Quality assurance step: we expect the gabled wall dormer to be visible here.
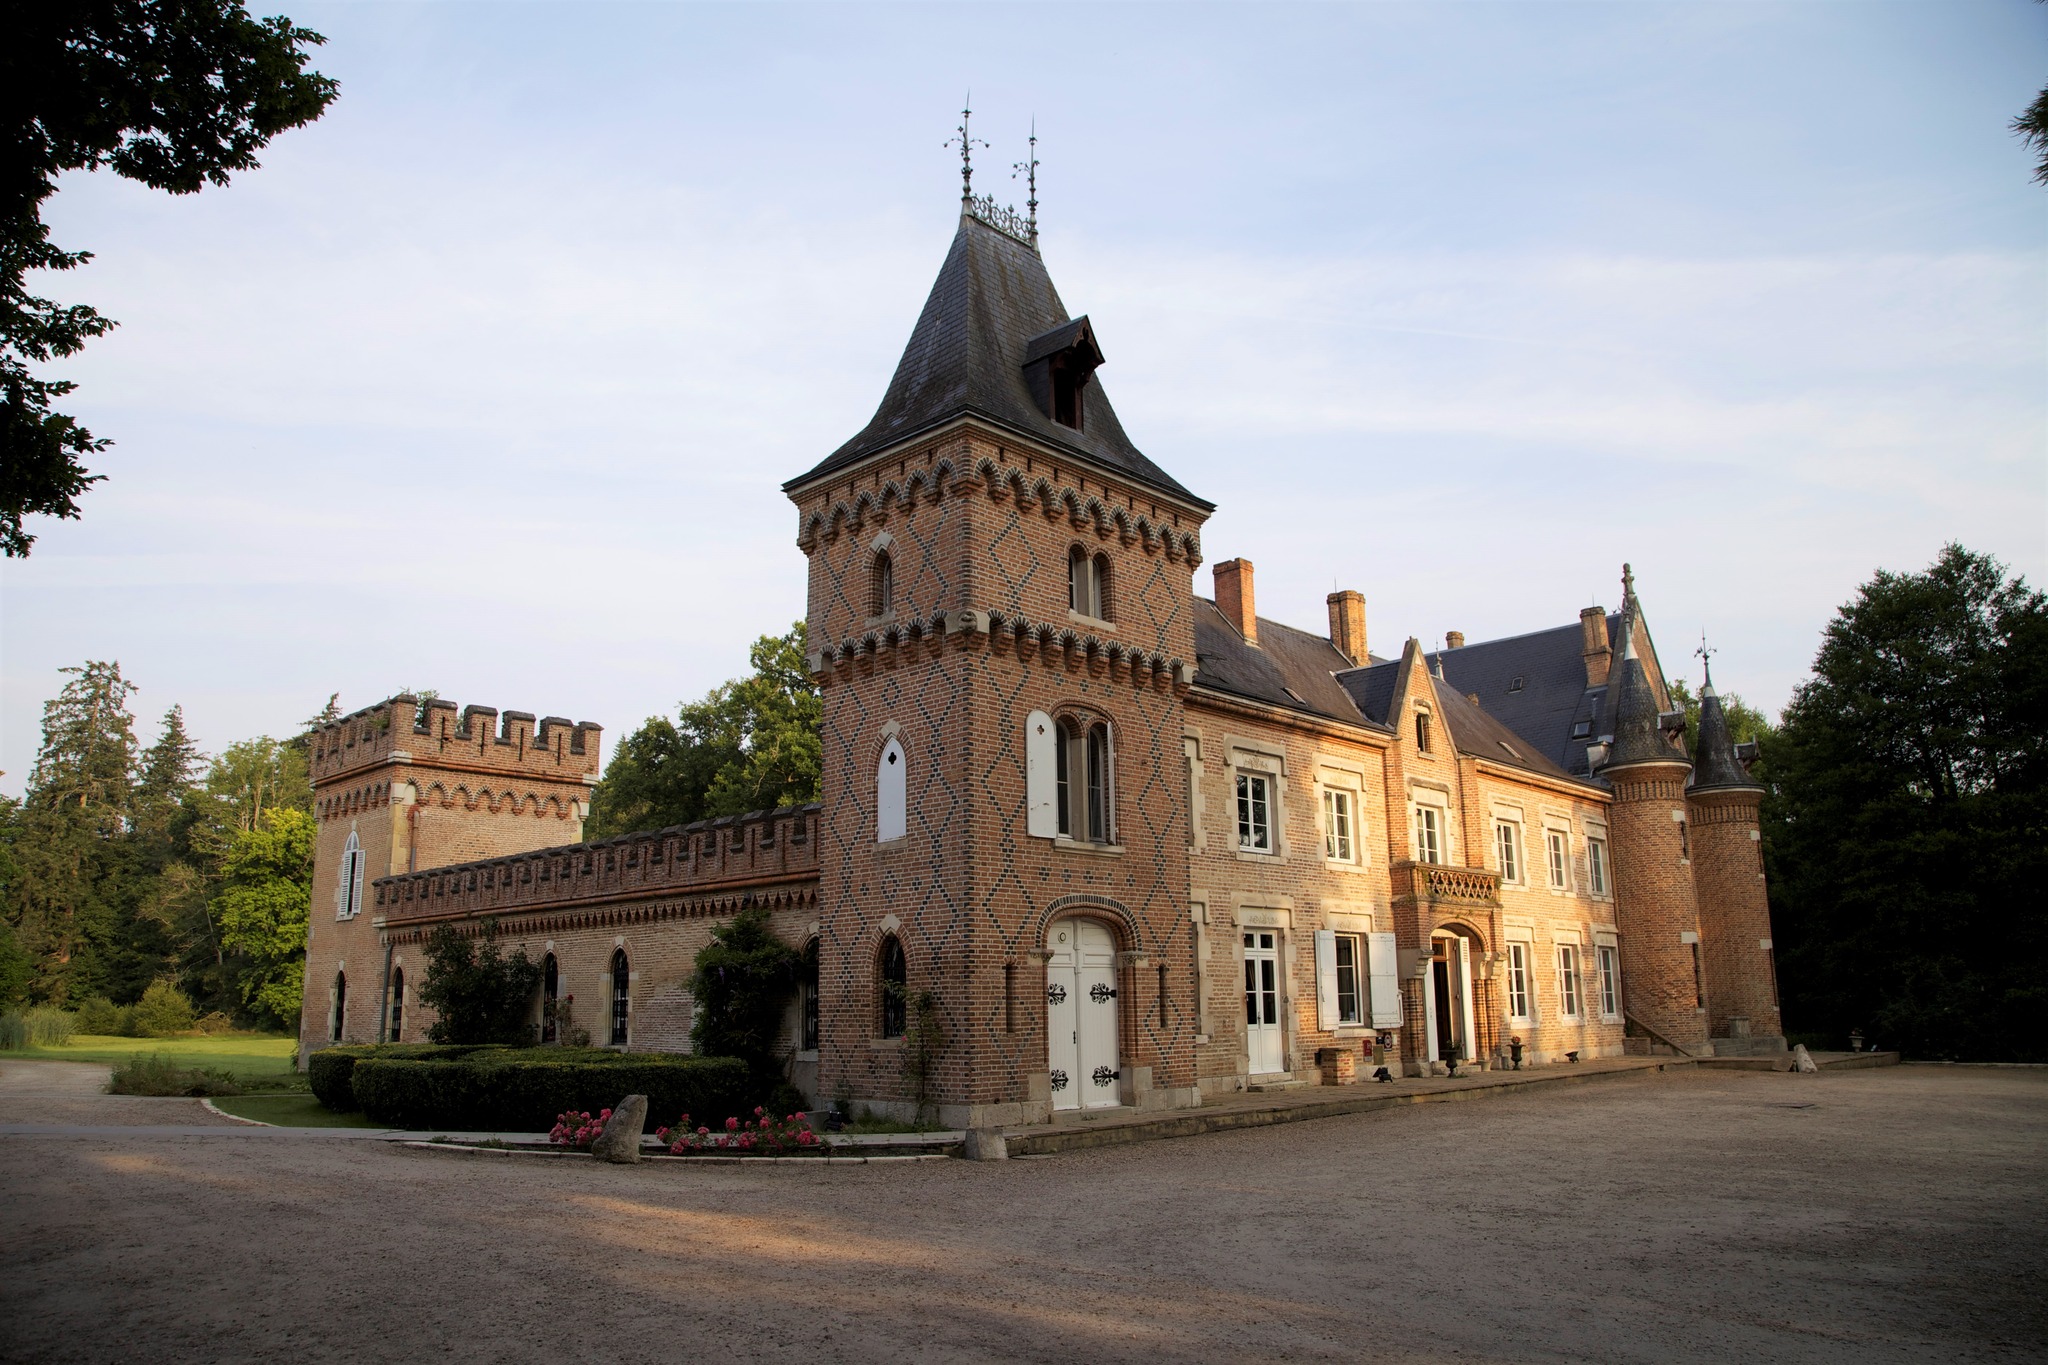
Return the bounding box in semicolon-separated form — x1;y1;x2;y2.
1022;317;1103;432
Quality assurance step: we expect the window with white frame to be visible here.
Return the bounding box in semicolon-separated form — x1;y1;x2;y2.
1546;829;1569;889
1237;773;1273;852
1415;804;1443;864
1557;944;1582;1018
1587;834;1610;896
1322;787;1355;862
1334;934;1364;1025
1596;944;1621;1018
337;830;365;920
1495;820;1522;882
1506;942;1532;1020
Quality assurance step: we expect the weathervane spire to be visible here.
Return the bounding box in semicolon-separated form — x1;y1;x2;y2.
945;96;988;205
1695;631;1717;690
1012;118;1039;245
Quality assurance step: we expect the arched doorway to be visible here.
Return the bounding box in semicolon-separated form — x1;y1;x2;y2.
1046;918;1119;1111
1426;928;1483;1064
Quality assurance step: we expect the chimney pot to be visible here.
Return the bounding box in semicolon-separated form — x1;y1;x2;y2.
1327;589;1367;665
1445;631;1465;650
1214;558;1257;646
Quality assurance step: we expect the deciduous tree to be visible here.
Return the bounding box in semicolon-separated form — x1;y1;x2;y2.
2;1;338;554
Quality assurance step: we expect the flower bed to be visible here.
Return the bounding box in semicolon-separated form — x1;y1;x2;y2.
549;1108;612;1150
657;1107;820;1155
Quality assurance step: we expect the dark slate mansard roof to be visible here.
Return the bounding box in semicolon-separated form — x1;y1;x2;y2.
1422;617;1620;778
786;212;1209;508
1192;599;1379;729
1334;656;1589;787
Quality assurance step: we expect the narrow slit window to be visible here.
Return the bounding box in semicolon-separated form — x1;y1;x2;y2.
609;948;630;1046
879;936;907;1038
871;551;893;618
388;967;404;1042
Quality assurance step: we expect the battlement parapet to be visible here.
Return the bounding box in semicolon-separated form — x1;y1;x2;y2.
369;803;821;925
311;694;602;786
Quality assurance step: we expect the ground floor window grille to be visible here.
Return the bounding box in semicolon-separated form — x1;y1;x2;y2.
609;949;630;1046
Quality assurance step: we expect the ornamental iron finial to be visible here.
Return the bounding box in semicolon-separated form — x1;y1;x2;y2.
1696;632;1717;688
1012;118;1039;245
945;96;989;204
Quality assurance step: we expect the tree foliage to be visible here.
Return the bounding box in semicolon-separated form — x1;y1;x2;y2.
2;1;338;554
417;923;542;1045
688;908;800;1080
0;660;321;1027
588;623;821;838
212;806;313;1028
1765;545;2047;1060
1665;675;1775;772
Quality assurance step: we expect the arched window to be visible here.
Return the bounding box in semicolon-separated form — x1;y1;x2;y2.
871;550;894;618
388;967;404;1042
800;938;821;1052
337;830;365;919
879;936;907;1038
541;953;559;1043
1068;546;1107;620
876;736;907;843
1053;718;1115;844
609;948;630;1047
331;970;346;1042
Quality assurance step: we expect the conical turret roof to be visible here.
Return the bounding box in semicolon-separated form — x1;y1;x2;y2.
1690;673;1761;792
786;212;1207;507
1601;629;1687;772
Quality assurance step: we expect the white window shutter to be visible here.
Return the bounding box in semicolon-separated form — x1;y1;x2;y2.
1368;931;1403;1027
1025;710;1057;837
876;737;907;843
1313;929;1338;1031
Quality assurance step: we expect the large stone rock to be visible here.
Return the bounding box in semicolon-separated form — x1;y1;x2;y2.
962;1128;1007;1161
591;1094;648;1163
1791;1044;1819;1074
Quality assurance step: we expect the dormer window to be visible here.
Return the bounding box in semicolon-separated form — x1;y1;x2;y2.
1022;318;1104;433
1415;712;1433;753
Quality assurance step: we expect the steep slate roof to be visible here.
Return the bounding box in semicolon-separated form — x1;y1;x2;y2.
1334;651;1590;787
1192;599;1380;729
787;212;1208;508
1427;616;1618;778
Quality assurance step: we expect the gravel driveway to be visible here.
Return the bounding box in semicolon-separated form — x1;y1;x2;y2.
1;1064;2041;1364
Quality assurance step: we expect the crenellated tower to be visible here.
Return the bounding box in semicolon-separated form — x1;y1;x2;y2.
298;694;602;1055
1687;665;1783;1048
785;196;1212;1126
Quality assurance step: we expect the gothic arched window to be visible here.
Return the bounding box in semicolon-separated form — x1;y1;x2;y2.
609;948;630;1047
1053;718;1115;844
871;550;894;619
876;736;907;843
337;829;365;919
800;938;821;1052
331;970;346;1042
1068;546;1108;620
879;936;907;1039
541;953;559;1043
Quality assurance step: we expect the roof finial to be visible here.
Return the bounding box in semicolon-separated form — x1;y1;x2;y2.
1012;118;1039;245
1696;631;1717;690
945;96;988;205
1621;561;1637;607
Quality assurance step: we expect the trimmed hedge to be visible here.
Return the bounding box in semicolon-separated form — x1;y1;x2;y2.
350;1052;756;1132
308;1043;508;1112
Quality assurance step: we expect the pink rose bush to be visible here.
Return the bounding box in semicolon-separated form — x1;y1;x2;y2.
549;1108;611;1150
657;1106;819;1155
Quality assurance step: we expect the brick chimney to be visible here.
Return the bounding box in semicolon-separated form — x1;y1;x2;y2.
1327;590;1367;665
1445;630;1465;650
1214;558;1257;646
1581;606;1612;687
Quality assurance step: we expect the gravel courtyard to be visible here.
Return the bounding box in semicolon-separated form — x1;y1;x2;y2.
1;1062;2041;1364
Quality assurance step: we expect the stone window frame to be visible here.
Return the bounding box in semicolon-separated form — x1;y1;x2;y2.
1539;812;1575;893
1583;819;1613;899
1555;941;1584;1020
1493;815;1525;885
877;933;908;1039
1503;935;1536;1023
1593;934;1623;1021
607;945;632;1048
1052;709;1119;849
864;531;898;627
1314;758;1369;872
1230;742;1289;862
1067;543;1113;626
1409;781;1453;866
1184;734;1207;853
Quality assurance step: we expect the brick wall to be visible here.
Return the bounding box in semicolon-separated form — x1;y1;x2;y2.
1603;761;1711;1050
1689;789;1782;1039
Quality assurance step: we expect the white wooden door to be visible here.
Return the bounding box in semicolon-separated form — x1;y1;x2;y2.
1243;930;1285;1074
1047;919;1121;1111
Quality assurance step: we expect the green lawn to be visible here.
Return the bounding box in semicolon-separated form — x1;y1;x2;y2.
208;1092;382;1128
0;1033;303;1087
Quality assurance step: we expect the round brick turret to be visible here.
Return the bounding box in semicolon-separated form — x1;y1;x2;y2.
1688;678;1781;1042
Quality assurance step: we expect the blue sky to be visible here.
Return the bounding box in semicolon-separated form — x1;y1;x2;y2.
3;0;2042;792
